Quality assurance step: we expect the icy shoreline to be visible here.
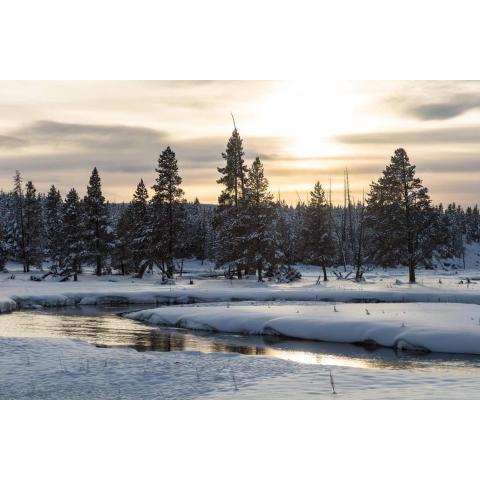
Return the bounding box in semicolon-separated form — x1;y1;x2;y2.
125;302;480;355
5;280;480;314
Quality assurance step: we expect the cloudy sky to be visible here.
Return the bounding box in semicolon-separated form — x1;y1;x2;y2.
1;80;479;205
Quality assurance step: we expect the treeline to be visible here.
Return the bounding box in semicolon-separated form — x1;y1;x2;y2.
0;127;478;283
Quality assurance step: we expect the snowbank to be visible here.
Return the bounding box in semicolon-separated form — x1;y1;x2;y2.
5;280;480;312
0;337;299;399
126;303;480;355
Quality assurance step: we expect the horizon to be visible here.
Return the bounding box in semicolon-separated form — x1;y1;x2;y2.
1;80;480;205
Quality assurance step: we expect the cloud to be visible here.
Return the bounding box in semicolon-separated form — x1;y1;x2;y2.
381;82;480;121
403;94;480;120
10;120;167;151
337;126;480;145
0;135;25;149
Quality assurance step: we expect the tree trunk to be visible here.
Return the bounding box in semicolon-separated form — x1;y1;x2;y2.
96;255;102;276
322;261;328;282
237;265;242;279
257;260;263;282
408;261;416;283
136;262;148;279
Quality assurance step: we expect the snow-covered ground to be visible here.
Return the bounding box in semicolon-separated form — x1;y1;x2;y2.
3;259;480;399
2;336;480;399
4;262;480;313
0;337;297;399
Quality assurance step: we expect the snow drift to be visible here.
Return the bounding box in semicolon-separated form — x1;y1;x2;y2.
126;302;480;355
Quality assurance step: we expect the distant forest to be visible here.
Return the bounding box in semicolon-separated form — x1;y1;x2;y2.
0;128;477;283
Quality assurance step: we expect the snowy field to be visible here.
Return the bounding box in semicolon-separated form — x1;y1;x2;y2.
3;259;480;399
4;259;480;313
2;336;480;399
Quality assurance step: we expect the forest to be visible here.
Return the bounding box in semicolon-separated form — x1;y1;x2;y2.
0;128;477;284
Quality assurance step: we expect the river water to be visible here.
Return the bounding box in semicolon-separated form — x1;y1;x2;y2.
2;305;480;374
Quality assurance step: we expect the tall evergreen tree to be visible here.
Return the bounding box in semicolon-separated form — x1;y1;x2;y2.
302;181;336;281
243;157;278;281
217;128;248;206
5;171;28;270
113;204;134;276
83;167;112;276
23;180;44;271
44;185;63;268
186;199;215;264
214;127;249;278
0;220;8;271
366;148;436;283
151;147;185;278
130;179;152;276
60;188;85;275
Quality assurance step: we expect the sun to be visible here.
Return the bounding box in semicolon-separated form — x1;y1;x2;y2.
254;80;359;158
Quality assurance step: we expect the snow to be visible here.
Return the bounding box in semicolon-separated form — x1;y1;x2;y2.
0;336;300;399
5;265;480;314
126;302;480;355
3;261;480;398
2;336;480;399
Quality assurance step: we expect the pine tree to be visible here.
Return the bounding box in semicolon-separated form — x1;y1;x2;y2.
44;185;63;269
129;179;152;277
83;167;112;276
151;147;185;278
366;148;436;283
61;188;85;275
214;127;249;278
465;205;480;243
276;201;301;267
217;128;248;206
23;180;44;271
0;220;8;271
302;181;336;281
243;157;278;281
4;171;28;270
113;204;134;275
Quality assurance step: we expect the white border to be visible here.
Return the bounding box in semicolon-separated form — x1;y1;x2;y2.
1;401;478;479
1;0;479;477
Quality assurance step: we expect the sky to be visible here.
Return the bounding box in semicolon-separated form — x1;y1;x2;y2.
1;80;480;205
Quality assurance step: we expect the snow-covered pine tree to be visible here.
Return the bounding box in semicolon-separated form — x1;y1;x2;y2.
217;127;248;206
44;185;63;269
302;181;336;281
4;171;27;270
113;203;134;275
465;205;480;243
60;188;85;275
150;147;185;278
83;167;112;276
275;200;302;267
242;157;278;281
444;203;465;261
129;179;152;277
23;180;44;271
181;198;213;264
214;127;249;278
0;219;8;271
365;148;437;283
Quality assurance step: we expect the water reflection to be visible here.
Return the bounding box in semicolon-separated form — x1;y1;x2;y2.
1;306;480;372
